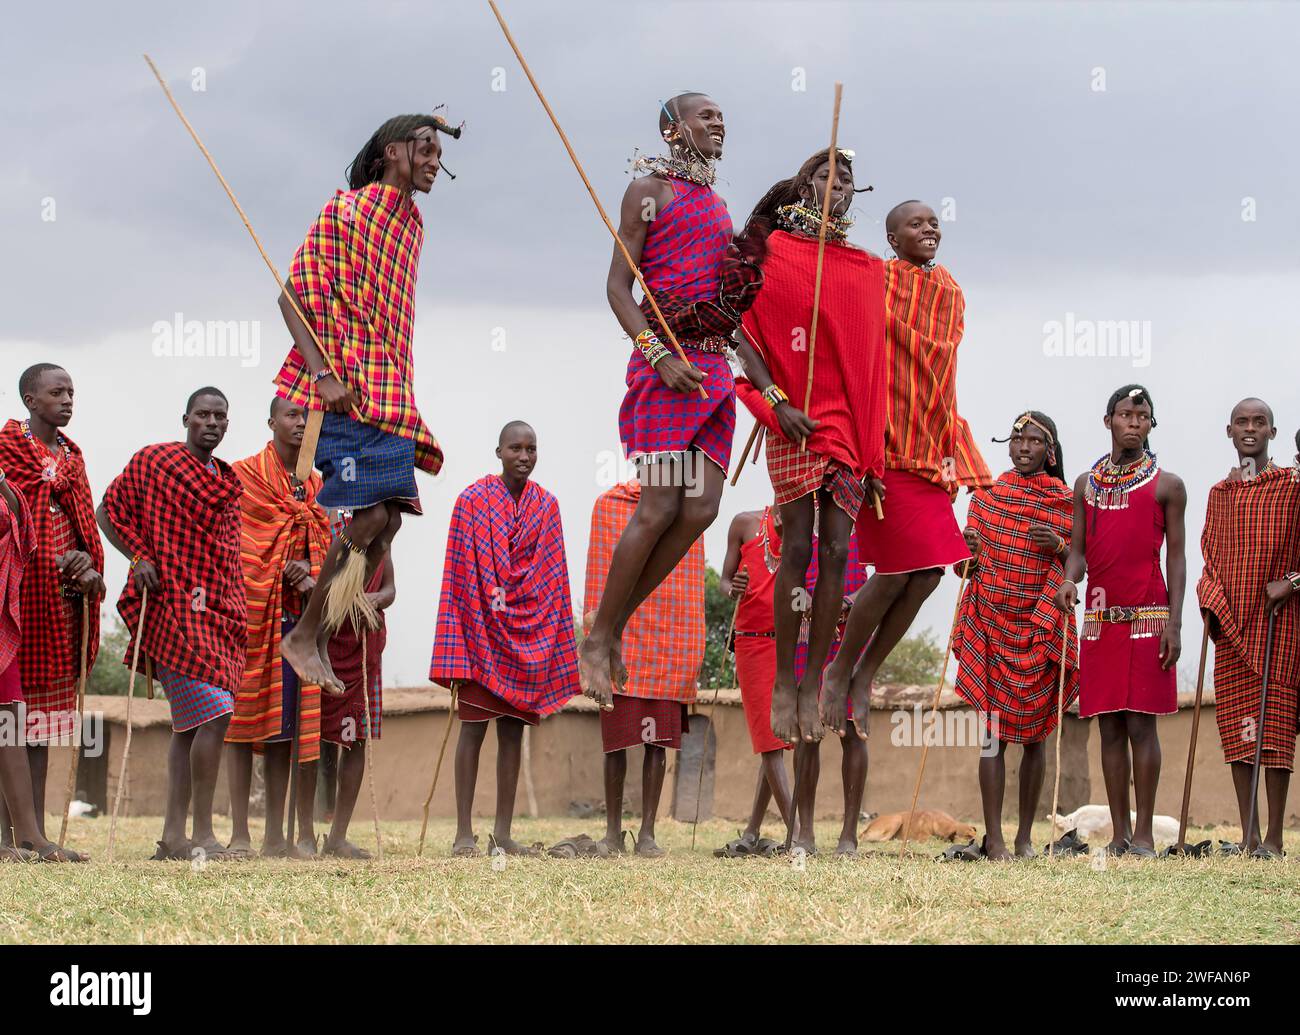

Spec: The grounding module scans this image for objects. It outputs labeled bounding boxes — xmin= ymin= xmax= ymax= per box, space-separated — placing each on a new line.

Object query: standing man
xmin=1055 ymin=385 xmax=1186 ymax=857
xmin=225 ymin=398 xmax=331 ymax=858
xmin=1198 ymin=398 xmax=1299 ymax=858
xmin=0 ymin=364 xmax=104 ymax=846
xmin=584 ymin=478 xmax=705 ymax=857
xmin=98 ymin=387 xmax=247 ymax=861
xmin=431 ymin=422 xmax=579 ymax=856
xmin=277 ymin=114 xmax=453 ymax=694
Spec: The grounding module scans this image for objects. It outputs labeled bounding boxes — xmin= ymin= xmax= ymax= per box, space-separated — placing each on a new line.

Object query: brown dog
xmin=861 ymin=810 xmax=977 ymax=843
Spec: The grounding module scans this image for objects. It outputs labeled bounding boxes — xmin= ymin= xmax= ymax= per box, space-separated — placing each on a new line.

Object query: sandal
xmin=321 ymin=839 xmax=373 ymax=860
xmin=1124 ymin=840 xmax=1158 ymax=859
xmin=938 ymin=837 xmax=986 ymax=862
xmin=190 ymin=841 xmax=233 ymax=862
xmin=1216 ymin=840 xmax=1243 ymax=857
xmin=1044 ymin=828 xmax=1090 ymax=857
xmin=1160 ymin=839 xmax=1212 ymax=858
xmin=150 ymin=838 xmax=193 ymax=861
xmin=754 ymin=837 xmax=781 ymax=858
xmin=487 ymin=833 xmax=543 ymax=857
xmin=0 ymin=844 xmax=39 ymax=862
xmin=714 ymin=833 xmax=762 ymax=858
xmin=452 ymin=835 xmax=482 ymax=858
xmin=23 ymin=842 xmax=89 ymax=863
xmin=223 ymin=844 xmax=257 ymax=861
xmin=1250 ymin=845 xmax=1286 ymax=861
xmin=545 ymin=834 xmax=603 ymax=859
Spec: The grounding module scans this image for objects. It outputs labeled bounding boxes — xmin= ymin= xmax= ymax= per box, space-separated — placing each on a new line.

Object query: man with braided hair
xmin=277 ymin=114 xmax=452 ymax=695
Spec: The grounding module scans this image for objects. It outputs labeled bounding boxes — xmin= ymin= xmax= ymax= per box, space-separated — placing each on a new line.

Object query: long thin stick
xmin=692 ymin=589 xmax=742 ymax=850
xmin=142 ymin=54 xmax=357 ymax=481
xmin=900 ymin=566 xmax=970 ymax=855
xmin=106 ymin=587 xmax=148 ymax=862
xmin=799 ymin=83 xmax=844 ymax=453
xmin=286 ymin=649 xmax=305 ymax=852
xmin=417 ymin=685 xmax=459 ymax=856
xmin=1244 ymin=610 xmax=1277 ymax=849
xmin=487 ymin=2 xmax=705 ymax=400
xmin=521 ymin=725 xmax=538 ymax=819
xmin=1046 ymin=618 xmax=1071 ymax=858
xmin=57 ymin=599 xmax=91 ymax=847
xmin=360 ymin=633 xmax=383 ymax=859
xmin=730 ymin=424 xmax=763 ymax=488
xmin=1174 ymin=623 xmax=1211 ymax=852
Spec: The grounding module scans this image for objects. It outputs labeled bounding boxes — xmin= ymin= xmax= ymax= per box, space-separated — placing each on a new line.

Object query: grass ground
xmin=3 ymin=815 xmax=1298 ymax=944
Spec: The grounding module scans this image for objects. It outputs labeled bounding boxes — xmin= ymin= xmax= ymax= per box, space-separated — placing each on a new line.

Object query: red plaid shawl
xmin=274 ymin=182 xmax=443 ymax=475
xmin=0 ymin=488 xmax=35 ymax=674
xmin=101 ymin=443 xmax=247 ymax=689
xmin=953 ymin=470 xmax=1078 ymax=742
xmin=583 ymin=480 xmax=704 ymax=703
xmin=1198 ymin=465 xmax=1300 ymax=687
xmin=736 ymin=230 xmax=888 ymax=480
xmin=0 ymin=419 xmax=103 ymax=688
xmin=429 ymin=476 xmax=579 ymax=717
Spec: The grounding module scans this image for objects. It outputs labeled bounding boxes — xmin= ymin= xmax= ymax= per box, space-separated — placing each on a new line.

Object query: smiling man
xmin=276 ymin=115 xmax=452 ymax=697
xmin=97 ymin=387 xmax=247 ymax=861
xmin=1197 ymin=398 xmax=1300 ymax=858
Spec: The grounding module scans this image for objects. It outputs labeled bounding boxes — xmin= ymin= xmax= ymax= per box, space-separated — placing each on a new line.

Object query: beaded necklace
xmin=1084 ymin=450 xmax=1158 ymax=510
xmin=21 ymin=418 xmax=70 ymax=479
xmin=759 ymin=507 xmax=781 ymax=573
xmin=776 ymin=203 xmax=852 ymax=243
xmin=631 ymin=151 xmax=717 ymax=187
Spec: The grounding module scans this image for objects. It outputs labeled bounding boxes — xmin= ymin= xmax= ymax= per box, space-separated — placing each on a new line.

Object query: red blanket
xmin=429 ymin=476 xmax=579 ymax=717
xmin=101 ymin=443 xmax=247 ymax=690
xmin=0 ymin=419 xmax=103 ymax=689
xmin=0 ymin=488 xmax=35 ymax=674
xmin=735 ymin=231 xmax=887 ymax=480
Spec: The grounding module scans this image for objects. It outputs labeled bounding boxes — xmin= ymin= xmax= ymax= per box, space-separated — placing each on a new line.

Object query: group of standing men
xmin=0 ymin=92 xmax=1294 ymax=864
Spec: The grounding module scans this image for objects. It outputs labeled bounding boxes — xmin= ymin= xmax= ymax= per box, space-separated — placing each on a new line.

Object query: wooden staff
xmin=1045 ymin=618 xmax=1071 ymax=858
xmin=417 ymin=685 xmax=459 ymax=856
xmin=1244 ymin=610 xmax=1277 ymax=851
xmin=360 ymin=633 xmax=384 ymax=859
xmin=142 ymin=54 xmax=358 ymax=482
xmin=691 ymin=582 xmax=743 ymax=850
xmin=285 ymin=649 xmax=307 ymax=852
xmin=799 ymin=83 xmax=843 ymax=454
xmin=1171 ymin=622 xmax=1211 ymax=854
xmin=487 ymin=1 xmax=705 ymax=400
xmin=106 ymin=587 xmax=148 ymax=862
xmin=56 ymin=598 xmax=91 ymax=847
xmin=900 ymin=565 xmax=970 ymax=855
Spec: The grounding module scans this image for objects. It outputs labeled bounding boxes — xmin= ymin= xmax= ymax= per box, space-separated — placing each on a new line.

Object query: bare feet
xmin=1013 ymin=840 xmax=1036 ymax=860
xmin=634 ymin=834 xmax=666 ymax=858
xmin=321 ymin=838 xmax=372 ymax=859
xmin=579 ymin=637 xmax=614 ymax=710
xmin=595 ymin=832 xmax=628 ymax=857
xmin=795 ymin=683 xmax=825 ymax=743
xmin=451 ymin=834 xmax=481 ymax=858
xmin=847 ymin=664 xmax=874 ymax=741
xmin=984 ymin=835 xmax=1014 ymax=862
xmin=281 ymin=626 xmax=344 ymax=696
xmin=770 ymin=673 xmax=799 ymax=744
xmin=609 ymin=634 xmax=628 ymax=694
xmin=820 ymin=663 xmax=850 ymax=737
xmin=489 ymin=834 xmax=542 ymax=857
xmin=834 ymin=836 xmax=858 ymax=858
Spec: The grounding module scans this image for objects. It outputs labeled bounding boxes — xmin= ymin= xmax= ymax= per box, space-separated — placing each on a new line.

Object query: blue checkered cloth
xmin=618 ymin=345 xmax=736 ymax=472
xmin=155 ymin=663 xmax=235 ymax=733
xmin=315 ymin=412 xmax=422 ymax=513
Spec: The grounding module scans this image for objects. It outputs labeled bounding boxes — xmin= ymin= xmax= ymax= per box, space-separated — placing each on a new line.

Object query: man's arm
xmin=720 ymin=513 xmax=756 ymax=599
xmin=1054 ymin=472 xmax=1089 ymax=611
xmin=1159 ymin=472 xmax=1188 ymax=670
xmin=733 ymin=338 xmax=819 ymax=444
xmin=96 ymin=501 xmax=159 ymax=592
xmin=278 ymin=284 xmax=357 ymax=415
xmin=0 ymin=469 xmax=22 ymax=529
xmin=366 ymin=558 xmax=397 ymax=612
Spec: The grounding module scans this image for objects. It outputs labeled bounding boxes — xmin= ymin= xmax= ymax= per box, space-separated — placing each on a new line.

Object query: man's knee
xmin=817 ymin=533 xmax=851 ymax=571
xmin=680 ymin=488 xmax=721 ymax=530
xmin=633 ymin=488 xmax=681 ymax=535
xmin=909 ymin=568 xmax=943 ymax=597
xmin=782 ymin=533 xmax=815 ymax=574
xmin=496 ymin=716 xmax=524 ymax=742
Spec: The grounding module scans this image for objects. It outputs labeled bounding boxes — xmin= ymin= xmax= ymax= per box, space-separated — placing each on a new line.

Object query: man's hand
xmin=315 ymin=373 xmax=358 ymax=414
xmin=1028 ymin=522 xmax=1065 ymax=554
xmin=962 ymin=527 xmax=980 ymax=558
xmin=773 ymin=402 xmax=818 ymax=444
xmin=1054 ymin=580 xmax=1078 ymax=613
xmin=728 ymin=569 xmax=750 ymax=600
xmin=132 ymin=559 xmax=160 ymax=594
xmin=654 ymin=356 xmax=706 ymax=394
xmin=284 ymin=559 xmax=312 ymax=589
xmin=1159 ymin=621 xmax=1182 ymax=670
xmin=75 ymin=568 xmax=106 ymax=598
xmin=57 ymin=550 xmax=95 ymax=581
xmin=1264 ymin=579 xmax=1295 ymax=614
xmin=865 ymin=477 xmax=886 ymax=508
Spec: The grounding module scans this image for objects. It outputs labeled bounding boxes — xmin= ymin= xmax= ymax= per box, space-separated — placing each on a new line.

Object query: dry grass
xmin=2 ymin=815 xmax=1298 ymax=944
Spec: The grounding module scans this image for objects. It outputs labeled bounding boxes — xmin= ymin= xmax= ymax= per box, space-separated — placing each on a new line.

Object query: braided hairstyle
xmin=346 ymin=115 xmax=446 ymax=190
xmin=995 ymin=410 xmax=1065 ymax=481
xmin=735 ymin=147 xmax=855 ymax=262
xmin=1106 ymin=383 xmax=1156 ymax=451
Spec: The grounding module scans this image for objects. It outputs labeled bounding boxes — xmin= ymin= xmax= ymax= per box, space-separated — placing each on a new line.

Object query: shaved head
xmin=498 ymin=420 xmax=534 ymax=446
xmin=1230 ymin=397 xmax=1274 ymax=426
xmin=885 ymin=199 xmax=925 ymax=234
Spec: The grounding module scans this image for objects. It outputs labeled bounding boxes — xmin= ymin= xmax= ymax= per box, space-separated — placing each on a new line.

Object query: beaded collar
xmin=759 ymin=507 xmax=781 ymax=573
xmin=1084 ymin=450 xmax=1158 ymax=509
xmin=776 ymin=203 xmax=852 ymax=243
xmin=632 ymin=151 xmax=717 ymax=187
xmin=21 ymin=418 xmax=70 ymax=478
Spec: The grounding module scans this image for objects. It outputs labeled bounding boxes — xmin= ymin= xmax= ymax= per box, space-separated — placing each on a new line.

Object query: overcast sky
xmin=3 ymin=1 xmax=1296 ymax=686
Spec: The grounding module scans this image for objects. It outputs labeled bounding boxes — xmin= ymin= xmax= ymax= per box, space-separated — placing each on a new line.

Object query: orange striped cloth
xmin=583 ymin=480 xmax=705 ymax=703
xmin=883 ymin=259 xmax=991 ymax=495
xmin=226 ymin=443 xmax=331 ymax=760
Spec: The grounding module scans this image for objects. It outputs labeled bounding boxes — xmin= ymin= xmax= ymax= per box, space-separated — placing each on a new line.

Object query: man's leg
xmin=491 ymin=717 xmax=529 ymax=853
xmin=160 ymin=729 xmax=195 ymax=852
xmin=1015 ymin=740 xmax=1046 ymax=858
xmin=770 ymin=496 xmax=816 ymax=745
xmin=800 ymin=495 xmax=854 ymax=739
xmin=598 ymin=749 xmax=628 ymax=854
xmin=189 ymin=714 xmax=231 ymax=852
xmin=0 ymin=706 xmax=77 ymax=858
xmin=323 ymin=744 xmax=367 ymax=854
xmin=293 ymin=759 xmax=319 ymax=857
xmin=760 ymin=749 xmax=793 ymax=831
xmin=259 ymin=741 xmax=290 ymax=853
xmin=636 ymin=744 xmax=667 ymax=857
xmin=790 ymin=741 xmax=821 ymax=853
xmin=226 ymin=743 xmax=254 ymax=853
xmin=1229 ymin=761 xmax=1259 ymax=852
xmin=1097 ymin=712 xmax=1132 ymax=852
xmin=822 ymin=574 xmax=911 ymax=738
xmin=452 ymin=719 xmax=488 ymax=854
xmin=978 ymin=739 xmax=1011 ymax=860
xmin=27 ymin=744 xmax=48 ymax=837
xmin=836 ymin=733 xmax=867 ymax=855
xmin=739 ymin=766 xmax=772 ymax=843
xmin=1262 ymin=767 xmax=1290 ymax=855
xmin=1127 ymin=712 xmax=1161 ymax=851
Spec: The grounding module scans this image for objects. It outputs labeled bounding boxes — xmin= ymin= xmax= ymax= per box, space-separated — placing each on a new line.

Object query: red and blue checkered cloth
xmin=639 ymin=177 xmax=732 ymax=302
xmin=618 ymin=347 xmax=736 ymax=471
xmin=429 ymin=476 xmax=579 ymax=718
xmin=0 ymin=486 xmax=35 ymax=677
xmin=154 ymin=663 xmax=235 ymax=733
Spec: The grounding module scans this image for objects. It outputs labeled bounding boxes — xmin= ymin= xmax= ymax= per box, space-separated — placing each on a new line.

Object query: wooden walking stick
xmin=900 ymin=565 xmax=971 ymax=855
xmin=800 ymin=82 xmax=843 ymax=455
xmin=692 ymin=582 xmax=743 ymax=850
xmin=106 ymin=586 xmax=148 ymax=862
xmin=142 ymin=54 xmax=359 ymax=481
xmin=1244 ymin=610 xmax=1278 ymax=852
xmin=1045 ymin=618 xmax=1071 ymax=858
xmin=1168 ymin=621 xmax=1211 ymax=856
xmin=417 ymin=684 xmax=459 ymax=856
xmin=487 ymin=1 xmax=705 ymax=401
xmin=285 ymin=654 xmax=307 ymax=853
xmin=57 ymin=598 xmax=91 ymax=847
xmin=360 ymin=633 xmax=384 ymax=859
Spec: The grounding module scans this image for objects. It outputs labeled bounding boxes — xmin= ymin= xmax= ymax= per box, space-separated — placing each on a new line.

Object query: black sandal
xmin=938 ymin=837 xmax=986 ymax=862
xmin=150 ymin=838 xmax=192 ymax=861
xmin=714 ymin=833 xmax=762 ymax=858
xmin=23 ymin=842 xmax=88 ymax=863
xmin=1044 ymin=828 xmax=1090 ymax=857
xmin=321 ymin=839 xmax=373 ymax=860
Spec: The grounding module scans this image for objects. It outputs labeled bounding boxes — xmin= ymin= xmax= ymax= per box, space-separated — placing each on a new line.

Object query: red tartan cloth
xmin=101 ymin=443 xmax=247 ymax=690
xmin=736 ymin=230 xmax=888 ymax=483
xmin=600 ymin=695 xmax=687 ymax=753
xmin=583 ymin=480 xmax=704 ymax=703
xmin=763 ymin=432 xmax=866 ymax=518
xmin=1198 ymin=465 xmax=1300 ymax=690
xmin=274 ymin=183 xmax=443 ymax=475
xmin=0 ymin=487 xmax=35 ymax=676
xmin=0 ymin=419 xmax=103 ymax=696
xmin=1213 ymin=639 xmax=1297 ymax=769
xmin=429 ymin=476 xmax=579 ymax=717
xmin=953 ymin=470 xmax=1079 ymax=743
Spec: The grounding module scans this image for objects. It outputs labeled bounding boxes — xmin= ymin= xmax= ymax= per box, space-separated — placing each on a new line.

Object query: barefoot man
xmin=225 ymin=398 xmax=331 ymax=858
xmin=584 ymin=478 xmax=705 ymax=857
xmin=431 ymin=422 xmax=579 ymax=856
xmin=1055 ymin=385 xmax=1186 ymax=858
xmin=98 ymin=387 xmax=247 ymax=861
xmin=276 ymin=114 xmax=449 ymax=694
xmin=0 ymin=364 xmax=104 ymax=848
xmin=822 ymin=201 xmax=992 ymax=739
xmin=1198 ymin=398 xmax=1300 ymax=859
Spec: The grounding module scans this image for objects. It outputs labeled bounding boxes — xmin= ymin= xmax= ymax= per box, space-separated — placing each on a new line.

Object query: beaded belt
xmin=1082 ymin=605 xmax=1170 ymax=641
xmin=735 ymin=631 xmax=775 ymax=639
xmin=680 ymin=336 xmax=732 ymax=356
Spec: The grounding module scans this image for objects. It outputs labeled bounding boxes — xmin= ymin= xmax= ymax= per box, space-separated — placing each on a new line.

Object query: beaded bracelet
xmin=762 ymin=384 xmax=789 ymax=408
xmin=1286 ymin=572 xmax=1300 ymax=592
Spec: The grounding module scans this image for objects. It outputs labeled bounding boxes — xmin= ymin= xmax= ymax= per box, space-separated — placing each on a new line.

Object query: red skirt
xmin=457 ymin=680 xmax=539 ymax=726
xmin=735 ymin=633 xmax=787 ymax=754
xmin=854 ymin=468 xmax=970 ymax=574
xmin=600 ymin=694 xmax=688 ymax=753
xmin=1214 ymin=640 xmax=1297 ymax=770
xmin=0 ymin=658 xmax=23 ymax=705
